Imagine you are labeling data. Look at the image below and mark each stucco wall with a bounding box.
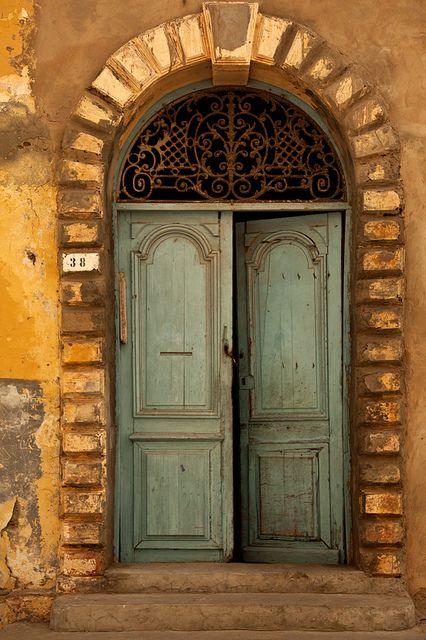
[1,0,426,621]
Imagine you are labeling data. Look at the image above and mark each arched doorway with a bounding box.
[114,86,349,563]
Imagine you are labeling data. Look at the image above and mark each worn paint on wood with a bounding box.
[237,213,344,562]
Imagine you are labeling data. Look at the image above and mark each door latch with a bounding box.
[223,325,238,366]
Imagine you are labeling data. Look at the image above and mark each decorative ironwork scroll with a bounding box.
[118,88,345,202]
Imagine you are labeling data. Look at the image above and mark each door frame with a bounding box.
[113,200,351,562]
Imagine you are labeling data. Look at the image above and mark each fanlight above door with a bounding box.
[118,88,346,203]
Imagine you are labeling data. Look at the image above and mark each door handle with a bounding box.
[223,325,238,366]
[119,271,128,344]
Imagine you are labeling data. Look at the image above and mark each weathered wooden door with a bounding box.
[117,209,233,562]
[236,212,344,562]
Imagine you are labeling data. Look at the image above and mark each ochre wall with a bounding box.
[1,0,426,622]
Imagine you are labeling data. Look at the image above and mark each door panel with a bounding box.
[237,213,343,563]
[118,210,233,561]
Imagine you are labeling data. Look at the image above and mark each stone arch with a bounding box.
[57,2,404,590]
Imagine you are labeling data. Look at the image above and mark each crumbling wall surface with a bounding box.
[0,0,60,626]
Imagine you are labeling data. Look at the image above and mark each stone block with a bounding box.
[62,308,105,333]
[60,222,101,246]
[362,492,402,515]
[363,371,401,393]
[351,124,399,158]
[62,370,104,395]
[58,160,103,186]
[63,130,105,157]
[62,492,104,515]
[58,190,102,218]
[304,48,346,83]
[62,339,103,365]
[62,399,105,425]
[63,461,103,486]
[347,99,384,131]
[325,69,369,110]
[282,27,318,70]
[362,248,403,273]
[359,430,400,455]
[74,92,121,129]
[62,280,105,306]
[62,521,103,545]
[57,575,106,593]
[62,430,105,454]
[360,550,402,576]
[62,551,102,577]
[359,459,401,484]
[252,14,290,65]
[363,189,401,213]
[176,14,209,65]
[110,40,157,87]
[138,25,178,76]
[92,67,134,109]
[357,278,403,302]
[355,156,400,184]
[361,400,401,424]
[358,338,402,363]
[203,2,258,84]
[363,220,400,242]
[360,307,402,330]
[360,520,403,546]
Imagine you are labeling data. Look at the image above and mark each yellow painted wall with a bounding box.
[0,0,60,623]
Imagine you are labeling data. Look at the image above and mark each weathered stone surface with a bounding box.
[74,92,121,129]
[282,28,318,70]
[49,591,415,632]
[176,14,209,65]
[359,339,403,363]
[363,189,401,213]
[357,278,403,302]
[62,552,101,577]
[62,370,104,395]
[361,400,401,424]
[360,550,402,577]
[60,222,101,246]
[363,220,400,242]
[363,371,401,393]
[62,400,105,425]
[63,130,105,157]
[62,430,105,454]
[62,522,102,545]
[62,462,103,487]
[362,492,403,515]
[62,280,105,306]
[304,48,346,83]
[356,155,400,184]
[252,14,290,65]
[350,124,399,157]
[360,307,402,331]
[92,67,134,109]
[58,160,103,186]
[360,520,404,545]
[359,430,401,455]
[62,492,103,515]
[62,339,103,365]
[360,459,401,484]
[203,2,258,84]
[57,190,102,218]
[325,70,369,109]
[110,40,156,87]
[362,248,404,273]
[138,25,179,76]
[347,99,384,131]
[62,308,105,333]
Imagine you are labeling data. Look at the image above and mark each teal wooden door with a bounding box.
[117,210,233,561]
[236,212,344,563]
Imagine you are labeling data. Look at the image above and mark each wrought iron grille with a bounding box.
[118,88,345,202]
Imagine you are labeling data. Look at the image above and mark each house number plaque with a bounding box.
[62,252,100,273]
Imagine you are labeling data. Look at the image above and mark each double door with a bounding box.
[117,208,344,563]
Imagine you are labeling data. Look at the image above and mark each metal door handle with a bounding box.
[119,272,128,344]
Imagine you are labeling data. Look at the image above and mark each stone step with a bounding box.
[105,562,405,595]
[50,592,416,633]
[2,623,426,640]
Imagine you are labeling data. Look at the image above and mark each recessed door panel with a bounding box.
[237,212,344,563]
